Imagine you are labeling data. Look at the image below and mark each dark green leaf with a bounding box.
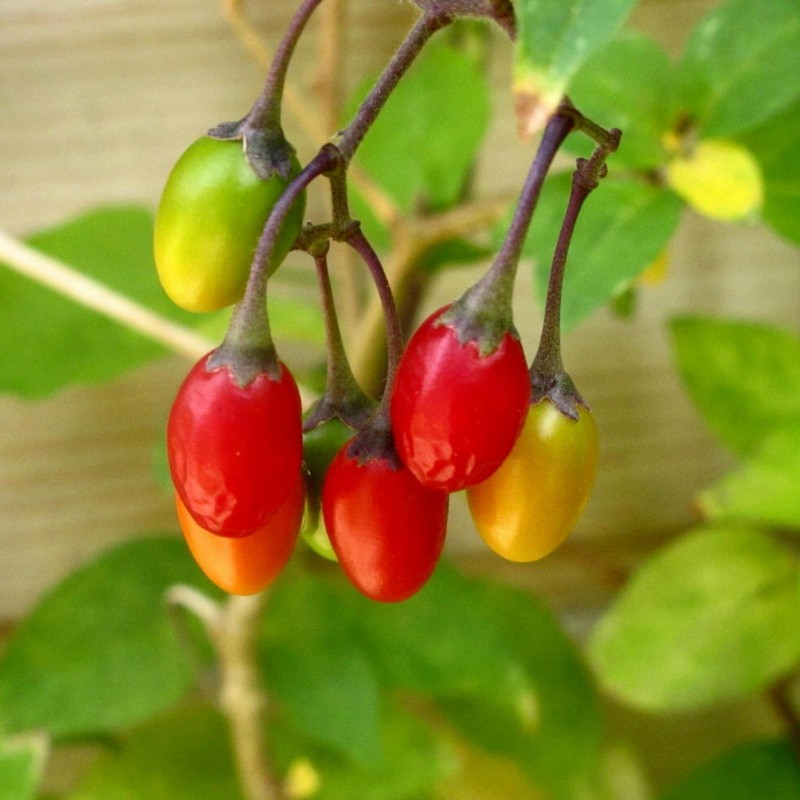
[0,205,203,398]
[523,175,681,331]
[738,99,800,245]
[0,735,46,800]
[698,427,800,531]
[589,527,800,711]
[565,33,677,170]
[670,316,800,455]
[416,237,493,273]
[260,572,382,765]
[440,580,603,800]
[0,537,210,737]
[347,563,602,800]
[268,699,457,800]
[513,0,638,134]
[659,738,800,800]
[68,705,241,800]
[349,39,490,212]
[679,0,800,137]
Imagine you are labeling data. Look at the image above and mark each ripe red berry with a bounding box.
[390,305,531,492]
[322,437,448,603]
[167,351,302,536]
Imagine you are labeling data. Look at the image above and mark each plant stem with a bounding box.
[531,144,615,387]
[0,228,214,361]
[217,593,283,800]
[220,148,338,377]
[246,0,325,132]
[305,249,374,430]
[344,228,404,415]
[336,11,451,162]
[463,108,575,320]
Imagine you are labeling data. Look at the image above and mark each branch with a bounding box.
[219,0,399,227]
[217,593,284,800]
[0,227,214,361]
[349,195,510,390]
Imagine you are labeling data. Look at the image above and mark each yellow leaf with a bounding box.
[664,139,763,222]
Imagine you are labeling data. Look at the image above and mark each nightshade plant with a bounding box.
[0,0,799,799]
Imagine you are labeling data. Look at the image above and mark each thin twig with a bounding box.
[349,196,510,390]
[219,0,399,226]
[0,227,214,361]
[217,593,283,800]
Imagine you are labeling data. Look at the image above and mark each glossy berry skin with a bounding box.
[154,136,305,312]
[467,400,598,562]
[176,476,303,595]
[167,352,302,536]
[322,444,449,602]
[390,306,531,492]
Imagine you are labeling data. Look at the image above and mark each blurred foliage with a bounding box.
[1,0,800,797]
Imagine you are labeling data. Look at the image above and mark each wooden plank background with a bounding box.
[1,0,799,624]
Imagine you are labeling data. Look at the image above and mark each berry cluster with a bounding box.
[155,1,619,602]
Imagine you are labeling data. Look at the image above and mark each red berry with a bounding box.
[167,351,302,536]
[322,440,448,603]
[390,305,531,492]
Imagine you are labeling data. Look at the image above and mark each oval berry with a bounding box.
[177,476,303,595]
[390,305,531,492]
[322,444,448,602]
[467,400,598,562]
[167,352,302,536]
[154,136,305,312]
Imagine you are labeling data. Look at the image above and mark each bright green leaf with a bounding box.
[589,527,800,712]
[68,705,240,800]
[268,699,457,800]
[513,0,638,136]
[0,734,47,800]
[739,99,800,245]
[670,316,800,456]
[0,205,203,398]
[698,427,800,531]
[523,175,681,331]
[349,38,490,212]
[260,573,383,765]
[679,0,800,137]
[0,537,210,738]
[659,738,800,800]
[565,33,677,170]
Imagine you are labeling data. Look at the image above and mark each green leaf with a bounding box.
[0,205,203,398]
[347,563,602,800]
[589,527,800,712]
[659,738,800,800]
[739,99,800,245]
[0,735,47,800]
[260,573,383,765]
[268,699,457,800]
[513,0,638,135]
[679,0,800,137]
[565,33,677,170]
[523,175,681,331]
[0,537,209,738]
[669,316,800,456]
[698,427,800,531]
[440,580,603,800]
[349,38,490,212]
[68,705,241,800]
[416,237,493,273]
